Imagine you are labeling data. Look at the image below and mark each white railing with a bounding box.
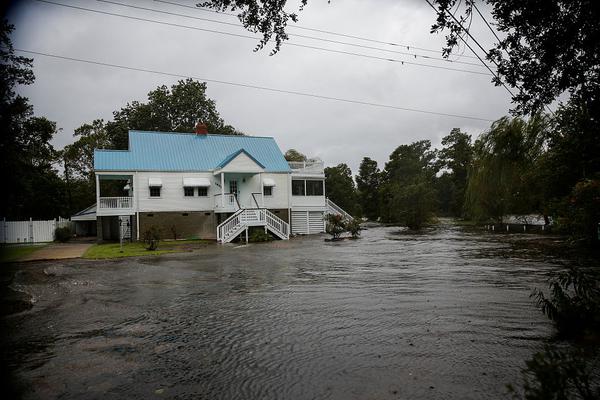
[98,197,133,210]
[249,192,263,208]
[326,198,353,221]
[288,160,325,175]
[214,193,239,211]
[216,208,289,243]
[266,210,289,239]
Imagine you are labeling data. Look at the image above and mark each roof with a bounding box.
[71,204,96,221]
[94,131,291,172]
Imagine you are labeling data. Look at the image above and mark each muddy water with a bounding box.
[2,222,561,399]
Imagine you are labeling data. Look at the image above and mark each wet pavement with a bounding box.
[1,222,564,399]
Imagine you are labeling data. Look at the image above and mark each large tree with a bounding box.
[324,163,359,216]
[355,157,381,221]
[0,21,65,219]
[380,140,438,229]
[436,128,472,216]
[106,79,241,149]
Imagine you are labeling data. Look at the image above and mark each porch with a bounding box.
[212,171,272,213]
[96,174,136,216]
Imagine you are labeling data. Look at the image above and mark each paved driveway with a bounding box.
[20,242,93,261]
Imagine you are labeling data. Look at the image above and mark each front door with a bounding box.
[229,180,238,198]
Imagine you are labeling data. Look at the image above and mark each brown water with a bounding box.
[1,222,562,399]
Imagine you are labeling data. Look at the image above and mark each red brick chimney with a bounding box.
[194,121,208,135]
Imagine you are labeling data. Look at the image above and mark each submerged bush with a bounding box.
[346,219,362,238]
[532,266,600,337]
[325,213,346,240]
[54,226,71,243]
[143,225,161,250]
[249,228,271,242]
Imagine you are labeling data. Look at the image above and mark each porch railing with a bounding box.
[214,193,239,210]
[98,197,133,210]
[288,160,325,175]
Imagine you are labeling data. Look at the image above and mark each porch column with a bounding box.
[259,172,264,208]
[95,174,100,206]
[220,172,225,208]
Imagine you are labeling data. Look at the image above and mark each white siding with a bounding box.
[260,173,289,209]
[219,152,264,173]
[136,172,215,212]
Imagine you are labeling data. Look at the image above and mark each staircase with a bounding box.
[217,208,290,244]
[326,198,354,221]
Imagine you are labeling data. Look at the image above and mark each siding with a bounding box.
[136,172,215,212]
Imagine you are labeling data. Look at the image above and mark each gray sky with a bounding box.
[7,0,511,173]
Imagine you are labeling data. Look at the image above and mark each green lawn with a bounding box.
[0,244,46,263]
[83,239,211,259]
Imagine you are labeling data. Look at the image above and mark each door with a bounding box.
[229,180,238,197]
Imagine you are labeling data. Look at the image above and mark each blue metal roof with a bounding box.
[94,131,291,172]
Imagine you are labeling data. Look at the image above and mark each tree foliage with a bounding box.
[284,148,307,162]
[436,128,472,216]
[324,163,358,216]
[0,20,65,219]
[355,157,380,221]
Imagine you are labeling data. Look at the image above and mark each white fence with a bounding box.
[0,217,72,244]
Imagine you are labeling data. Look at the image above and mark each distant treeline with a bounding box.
[318,104,599,242]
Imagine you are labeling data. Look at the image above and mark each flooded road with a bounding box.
[2,222,562,399]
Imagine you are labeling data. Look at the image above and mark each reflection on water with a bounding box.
[2,222,563,399]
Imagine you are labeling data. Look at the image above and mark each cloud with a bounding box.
[8,0,511,174]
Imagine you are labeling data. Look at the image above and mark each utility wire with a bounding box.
[14,48,495,122]
[424,0,515,97]
[471,2,501,44]
[97,0,487,68]
[33,0,491,76]
[154,0,481,60]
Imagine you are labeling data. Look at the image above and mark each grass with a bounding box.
[83,239,211,259]
[0,244,47,263]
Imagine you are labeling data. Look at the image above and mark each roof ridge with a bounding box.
[129,130,275,139]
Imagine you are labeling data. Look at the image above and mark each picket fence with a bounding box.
[0,217,72,244]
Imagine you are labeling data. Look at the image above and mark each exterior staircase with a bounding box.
[217,208,290,244]
[325,198,354,221]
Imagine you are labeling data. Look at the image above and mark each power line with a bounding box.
[154,0,481,60]
[14,48,495,122]
[423,0,515,97]
[97,0,487,68]
[33,0,491,76]
[471,2,501,44]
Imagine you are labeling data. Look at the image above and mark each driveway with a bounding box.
[19,242,93,261]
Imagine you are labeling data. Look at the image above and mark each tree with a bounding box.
[464,115,548,222]
[284,148,307,162]
[355,157,380,221]
[324,163,358,216]
[0,21,65,219]
[380,140,438,228]
[430,0,600,120]
[436,128,472,216]
[106,79,241,149]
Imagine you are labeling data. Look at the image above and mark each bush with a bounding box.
[346,219,362,238]
[249,227,271,242]
[54,226,71,243]
[325,213,346,240]
[143,225,161,250]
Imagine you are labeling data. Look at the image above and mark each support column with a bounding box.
[95,174,100,205]
[220,172,225,208]
[259,172,264,208]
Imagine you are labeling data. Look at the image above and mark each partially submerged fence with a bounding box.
[0,217,72,244]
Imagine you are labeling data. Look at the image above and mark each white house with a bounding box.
[92,124,350,243]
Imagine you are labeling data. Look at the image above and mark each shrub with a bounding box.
[143,225,161,250]
[346,219,362,238]
[325,213,346,240]
[170,225,178,240]
[249,227,271,242]
[54,226,71,243]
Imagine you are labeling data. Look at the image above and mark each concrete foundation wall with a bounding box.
[139,211,217,240]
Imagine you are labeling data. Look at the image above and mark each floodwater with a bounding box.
[1,222,565,399]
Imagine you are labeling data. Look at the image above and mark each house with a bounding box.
[92,124,350,243]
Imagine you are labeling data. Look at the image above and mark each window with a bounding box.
[184,187,194,197]
[150,187,161,197]
[263,186,273,196]
[292,180,305,196]
[198,187,208,197]
[306,180,324,196]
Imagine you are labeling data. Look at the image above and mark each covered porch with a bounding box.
[213,171,276,212]
[96,173,136,216]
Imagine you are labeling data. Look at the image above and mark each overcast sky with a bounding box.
[7,0,511,173]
